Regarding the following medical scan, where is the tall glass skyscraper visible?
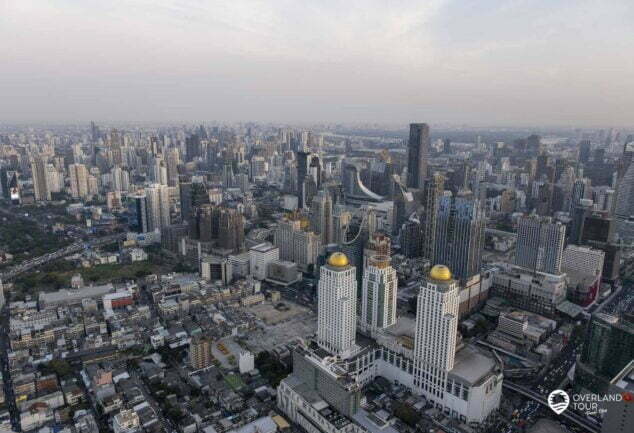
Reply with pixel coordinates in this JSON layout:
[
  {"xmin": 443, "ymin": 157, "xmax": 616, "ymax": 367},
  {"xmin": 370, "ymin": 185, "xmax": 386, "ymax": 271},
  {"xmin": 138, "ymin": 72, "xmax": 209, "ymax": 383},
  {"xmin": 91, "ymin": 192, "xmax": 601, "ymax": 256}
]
[
  {"xmin": 434, "ymin": 196, "xmax": 485, "ymax": 281},
  {"xmin": 407, "ymin": 123, "xmax": 430, "ymax": 189}
]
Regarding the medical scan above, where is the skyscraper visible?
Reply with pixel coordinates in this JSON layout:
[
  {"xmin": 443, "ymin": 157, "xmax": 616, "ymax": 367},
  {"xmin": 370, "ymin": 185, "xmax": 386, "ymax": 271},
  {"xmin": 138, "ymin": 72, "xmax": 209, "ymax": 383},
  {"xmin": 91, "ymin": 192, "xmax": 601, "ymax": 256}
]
[
  {"xmin": 413, "ymin": 265, "xmax": 459, "ymax": 401},
  {"xmin": 30, "ymin": 156, "xmax": 51, "ymax": 201},
  {"xmin": 69, "ymin": 163, "xmax": 89, "ymax": 199},
  {"xmin": 309, "ymin": 190, "xmax": 333, "ymax": 245},
  {"xmin": 317, "ymin": 252, "xmax": 357, "ymax": 359},
  {"xmin": 145, "ymin": 184, "xmax": 170, "ymax": 232},
  {"xmin": 434, "ymin": 196, "xmax": 485, "ymax": 281},
  {"xmin": 218, "ymin": 208, "xmax": 244, "ymax": 253},
  {"xmin": 296, "ymin": 151, "xmax": 321, "ymax": 208},
  {"xmin": 421, "ymin": 173, "xmax": 444, "ymax": 261},
  {"xmin": 407, "ymin": 123, "xmax": 430, "ymax": 189},
  {"xmin": 360, "ymin": 254, "xmax": 397, "ymax": 335},
  {"xmin": 130, "ymin": 192, "xmax": 149, "ymax": 233},
  {"xmin": 515, "ymin": 215, "xmax": 566, "ymax": 275}
]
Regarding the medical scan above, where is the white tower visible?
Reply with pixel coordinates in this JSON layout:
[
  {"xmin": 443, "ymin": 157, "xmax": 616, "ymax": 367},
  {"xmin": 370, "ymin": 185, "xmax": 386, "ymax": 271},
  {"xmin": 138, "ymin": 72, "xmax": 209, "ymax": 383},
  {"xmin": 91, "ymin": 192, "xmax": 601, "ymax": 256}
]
[
  {"xmin": 317, "ymin": 252, "xmax": 357, "ymax": 359},
  {"xmin": 413, "ymin": 265, "xmax": 459, "ymax": 402},
  {"xmin": 360, "ymin": 255, "xmax": 397, "ymax": 335}
]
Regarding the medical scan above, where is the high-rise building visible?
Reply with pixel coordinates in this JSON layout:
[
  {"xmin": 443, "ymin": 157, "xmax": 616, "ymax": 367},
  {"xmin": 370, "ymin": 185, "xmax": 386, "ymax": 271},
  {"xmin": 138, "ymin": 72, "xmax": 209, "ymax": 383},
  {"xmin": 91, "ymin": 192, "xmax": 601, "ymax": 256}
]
[
  {"xmin": 413, "ymin": 265, "xmax": 459, "ymax": 401},
  {"xmin": 145, "ymin": 184, "xmax": 170, "ymax": 232},
  {"xmin": 249, "ymin": 242, "xmax": 279, "ymax": 280},
  {"xmin": 579, "ymin": 139, "xmax": 592, "ymax": 164},
  {"xmin": 577, "ymin": 312, "xmax": 634, "ymax": 394},
  {"xmin": 309, "ymin": 190, "xmax": 333, "ymax": 245},
  {"xmin": 69, "ymin": 163, "xmax": 89, "ymax": 199},
  {"xmin": 407, "ymin": 123, "xmax": 430, "ymax": 189},
  {"xmin": 317, "ymin": 253, "xmax": 357, "ymax": 359},
  {"xmin": 296, "ymin": 151, "xmax": 321, "ymax": 208},
  {"xmin": 275, "ymin": 215, "xmax": 320, "ymax": 272},
  {"xmin": 515, "ymin": 215, "xmax": 566, "ymax": 275},
  {"xmin": 130, "ymin": 192, "xmax": 149, "ymax": 233},
  {"xmin": 31, "ymin": 156, "xmax": 51, "ymax": 201},
  {"xmin": 434, "ymin": 197, "xmax": 485, "ymax": 281},
  {"xmin": 110, "ymin": 166, "xmax": 129, "ymax": 192},
  {"xmin": 421, "ymin": 173, "xmax": 444, "ymax": 261},
  {"xmin": 190, "ymin": 335, "xmax": 214, "ymax": 370},
  {"xmin": 616, "ymin": 161, "xmax": 634, "ymax": 219},
  {"xmin": 600, "ymin": 361, "xmax": 634, "ymax": 433},
  {"xmin": 218, "ymin": 208, "xmax": 244, "ymax": 253},
  {"xmin": 360, "ymin": 254, "xmax": 397, "ymax": 335},
  {"xmin": 166, "ymin": 148, "xmax": 180, "ymax": 187}
]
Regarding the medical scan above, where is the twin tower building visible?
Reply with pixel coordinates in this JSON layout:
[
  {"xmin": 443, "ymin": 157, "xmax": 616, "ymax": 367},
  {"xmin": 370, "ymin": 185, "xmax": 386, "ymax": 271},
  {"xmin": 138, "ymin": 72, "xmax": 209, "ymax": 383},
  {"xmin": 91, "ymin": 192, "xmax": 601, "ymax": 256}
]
[{"xmin": 277, "ymin": 250, "xmax": 502, "ymax": 430}]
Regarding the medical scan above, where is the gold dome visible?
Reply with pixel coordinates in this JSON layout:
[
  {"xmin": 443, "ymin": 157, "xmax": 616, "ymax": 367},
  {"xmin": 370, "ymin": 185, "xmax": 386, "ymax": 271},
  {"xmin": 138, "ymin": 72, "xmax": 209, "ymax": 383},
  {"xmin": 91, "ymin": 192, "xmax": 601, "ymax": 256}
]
[
  {"xmin": 429, "ymin": 265, "xmax": 452, "ymax": 281},
  {"xmin": 328, "ymin": 252, "xmax": 349, "ymax": 267}
]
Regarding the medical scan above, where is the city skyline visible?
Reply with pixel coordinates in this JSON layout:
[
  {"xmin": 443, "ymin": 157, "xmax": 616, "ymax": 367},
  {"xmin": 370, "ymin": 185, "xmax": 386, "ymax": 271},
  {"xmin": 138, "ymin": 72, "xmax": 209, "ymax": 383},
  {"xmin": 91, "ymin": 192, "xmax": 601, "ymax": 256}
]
[{"xmin": 2, "ymin": 1, "xmax": 634, "ymax": 126}]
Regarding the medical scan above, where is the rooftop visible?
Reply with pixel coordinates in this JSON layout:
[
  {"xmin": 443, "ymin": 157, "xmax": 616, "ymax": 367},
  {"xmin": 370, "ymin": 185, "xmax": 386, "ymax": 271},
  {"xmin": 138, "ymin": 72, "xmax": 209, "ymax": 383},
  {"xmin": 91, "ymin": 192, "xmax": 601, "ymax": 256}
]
[{"xmin": 449, "ymin": 345, "xmax": 500, "ymax": 386}]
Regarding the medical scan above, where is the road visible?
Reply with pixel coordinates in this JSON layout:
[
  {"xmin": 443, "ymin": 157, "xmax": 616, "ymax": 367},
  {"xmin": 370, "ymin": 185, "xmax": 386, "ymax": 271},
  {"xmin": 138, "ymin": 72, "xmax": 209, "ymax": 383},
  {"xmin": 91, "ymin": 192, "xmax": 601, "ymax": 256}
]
[
  {"xmin": 0, "ymin": 233, "xmax": 125, "ymax": 281},
  {"xmin": 503, "ymin": 382, "xmax": 600, "ymax": 433}
]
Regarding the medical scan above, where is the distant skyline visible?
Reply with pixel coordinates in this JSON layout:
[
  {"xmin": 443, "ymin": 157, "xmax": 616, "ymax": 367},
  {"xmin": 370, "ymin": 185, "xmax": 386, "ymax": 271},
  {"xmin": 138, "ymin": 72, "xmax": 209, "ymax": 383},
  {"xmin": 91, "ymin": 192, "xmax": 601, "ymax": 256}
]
[{"xmin": 2, "ymin": 0, "xmax": 634, "ymax": 127}]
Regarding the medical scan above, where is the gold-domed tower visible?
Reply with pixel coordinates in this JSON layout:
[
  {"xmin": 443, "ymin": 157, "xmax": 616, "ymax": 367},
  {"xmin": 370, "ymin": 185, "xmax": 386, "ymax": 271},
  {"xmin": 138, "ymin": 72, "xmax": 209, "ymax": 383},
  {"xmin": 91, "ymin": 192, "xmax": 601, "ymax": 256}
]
[{"xmin": 429, "ymin": 264, "xmax": 452, "ymax": 282}]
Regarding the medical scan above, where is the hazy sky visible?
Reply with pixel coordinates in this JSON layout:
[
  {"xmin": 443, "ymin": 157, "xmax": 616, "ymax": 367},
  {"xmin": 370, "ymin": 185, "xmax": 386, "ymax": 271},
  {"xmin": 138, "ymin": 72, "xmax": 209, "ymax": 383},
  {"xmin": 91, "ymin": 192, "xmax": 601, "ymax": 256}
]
[{"xmin": 2, "ymin": 0, "xmax": 634, "ymax": 126}]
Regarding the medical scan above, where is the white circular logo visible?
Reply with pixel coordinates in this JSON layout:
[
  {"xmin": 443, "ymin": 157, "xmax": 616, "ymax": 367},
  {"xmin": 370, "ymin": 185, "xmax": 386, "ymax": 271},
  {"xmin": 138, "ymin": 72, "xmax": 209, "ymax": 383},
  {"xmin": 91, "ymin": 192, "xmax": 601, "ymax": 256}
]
[{"xmin": 548, "ymin": 390, "xmax": 570, "ymax": 415}]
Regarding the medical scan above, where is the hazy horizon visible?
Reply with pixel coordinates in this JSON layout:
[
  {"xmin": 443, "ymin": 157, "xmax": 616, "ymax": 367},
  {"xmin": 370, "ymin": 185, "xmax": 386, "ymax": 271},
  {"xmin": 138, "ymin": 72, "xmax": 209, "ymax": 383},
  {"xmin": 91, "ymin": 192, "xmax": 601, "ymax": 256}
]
[{"xmin": 2, "ymin": 1, "xmax": 634, "ymax": 127}]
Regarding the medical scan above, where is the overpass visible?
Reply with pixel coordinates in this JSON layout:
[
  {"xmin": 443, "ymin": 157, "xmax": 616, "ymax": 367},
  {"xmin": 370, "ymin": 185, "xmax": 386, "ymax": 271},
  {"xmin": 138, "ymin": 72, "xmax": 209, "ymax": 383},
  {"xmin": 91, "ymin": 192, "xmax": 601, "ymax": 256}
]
[{"xmin": 503, "ymin": 382, "xmax": 601, "ymax": 433}]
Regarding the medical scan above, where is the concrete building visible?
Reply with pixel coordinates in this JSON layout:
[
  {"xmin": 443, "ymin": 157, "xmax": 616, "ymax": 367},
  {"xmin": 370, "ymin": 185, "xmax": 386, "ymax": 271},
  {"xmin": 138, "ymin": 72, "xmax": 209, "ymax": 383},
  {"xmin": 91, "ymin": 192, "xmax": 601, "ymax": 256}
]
[
  {"xmin": 69, "ymin": 163, "xmax": 90, "ymax": 199},
  {"xmin": 515, "ymin": 215, "xmax": 566, "ymax": 275},
  {"xmin": 562, "ymin": 245, "xmax": 604, "ymax": 307},
  {"xmin": 190, "ymin": 335, "xmax": 214, "ymax": 370},
  {"xmin": 30, "ymin": 156, "xmax": 51, "ymax": 201},
  {"xmin": 145, "ymin": 183, "xmax": 171, "ymax": 232},
  {"xmin": 249, "ymin": 243, "xmax": 279, "ymax": 281},
  {"xmin": 317, "ymin": 253, "xmax": 357, "ymax": 359},
  {"xmin": 407, "ymin": 123, "xmax": 429, "ymax": 189},
  {"xmin": 490, "ymin": 264, "xmax": 567, "ymax": 316}
]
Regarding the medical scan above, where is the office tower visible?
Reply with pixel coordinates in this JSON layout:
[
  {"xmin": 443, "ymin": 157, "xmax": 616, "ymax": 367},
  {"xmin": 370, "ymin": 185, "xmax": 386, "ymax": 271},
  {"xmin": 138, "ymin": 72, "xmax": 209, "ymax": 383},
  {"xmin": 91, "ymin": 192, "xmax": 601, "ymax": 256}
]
[
  {"xmin": 569, "ymin": 199, "xmax": 594, "ymax": 244},
  {"xmin": 145, "ymin": 184, "xmax": 170, "ymax": 232},
  {"xmin": 360, "ymin": 254, "xmax": 397, "ymax": 335},
  {"xmin": 421, "ymin": 173, "xmax": 444, "ymax": 261},
  {"xmin": 401, "ymin": 219, "xmax": 422, "ymax": 258},
  {"xmin": 185, "ymin": 134, "xmax": 201, "ymax": 161},
  {"xmin": 190, "ymin": 335, "xmax": 213, "ymax": 370},
  {"xmin": 218, "ymin": 208, "xmax": 244, "ymax": 253},
  {"xmin": 249, "ymin": 242, "xmax": 279, "ymax": 280},
  {"xmin": 201, "ymin": 256, "xmax": 230, "ymax": 285},
  {"xmin": 309, "ymin": 190, "xmax": 333, "ymax": 245},
  {"xmin": 515, "ymin": 215, "xmax": 566, "ymax": 275},
  {"xmin": 413, "ymin": 265, "xmax": 459, "ymax": 400},
  {"xmin": 579, "ymin": 140, "xmax": 592, "ymax": 164},
  {"xmin": 296, "ymin": 151, "xmax": 320, "ymax": 208},
  {"xmin": 317, "ymin": 253, "xmax": 357, "ymax": 359},
  {"xmin": 194, "ymin": 204, "xmax": 217, "ymax": 242},
  {"xmin": 569, "ymin": 178, "xmax": 591, "ymax": 213},
  {"xmin": 434, "ymin": 197, "xmax": 485, "ymax": 281},
  {"xmin": 407, "ymin": 123, "xmax": 430, "ymax": 189},
  {"xmin": 180, "ymin": 179, "xmax": 208, "ymax": 224},
  {"xmin": 130, "ymin": 192, "xmax": 149, "ymax": 233},
  {"xmin": 562, "ymin": 245, "xmax": 604, "ymax": 306},
  {"xmin": 166, "ymin": 148, "xmax": 180, "ymax": 187},
  {"xmin": 31, "ymin": 156, "xmax": 51, "ymax": 201},
  {"xmin": 577, "ymin": 312, "xmax": 634, "ymax": 394},
  {"xmin": 579, "ymin": 213, "xmax": 621, "ymax": 283},
  {"xmin": 161, "ymin": 224, "xmax": 188, "ymax": 254},
  {"xmin": 275, "ymin": 217, "xmax": 301, "ymax": 261},
  {"xmin": 342, "ymin": 163, "xmax": 383, "ymax": 202},
  {"xmin": 616, "ymin": 161, "xmax": 634, "ymax": 218},
  {"xmin": 69, "ymin": 163, "xmax": 89, "ymax": 199}
]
